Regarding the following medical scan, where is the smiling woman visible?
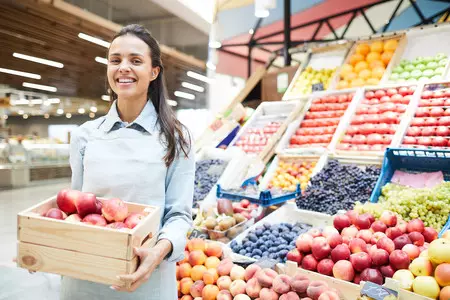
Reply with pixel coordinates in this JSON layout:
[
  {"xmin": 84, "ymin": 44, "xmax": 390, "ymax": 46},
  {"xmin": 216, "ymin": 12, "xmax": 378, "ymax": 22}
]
[{"xmin": 60, "ymin": 24, "xmax": 195, "ymax": 300}]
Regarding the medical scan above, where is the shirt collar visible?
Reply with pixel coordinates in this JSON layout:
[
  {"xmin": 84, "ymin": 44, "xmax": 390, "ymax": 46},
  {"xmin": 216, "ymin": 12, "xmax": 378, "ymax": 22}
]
[{"xmin": 101, "ymin": 100, "xmax": 158, "ymax": 134}]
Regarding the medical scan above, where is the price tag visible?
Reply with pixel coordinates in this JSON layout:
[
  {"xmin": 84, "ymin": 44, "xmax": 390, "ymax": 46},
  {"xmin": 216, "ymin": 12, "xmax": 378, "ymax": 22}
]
[
  {"xmin": 360, "ymin": 282, "xmax": 398, "ymax": 300},
  {"xmin": 312, "ymin": 83, "xmax": 324, "ymax": 92},
  {"xmin": 253, "ymin": 258, "xmax": 278, "ymax": 269},
  {"xmin": 188, "ymin": 228, "xmax": 209, "ymax": 240},
  {"xmin": 277, "ymin": 72, "xmax": 289, "ymax": 93}
]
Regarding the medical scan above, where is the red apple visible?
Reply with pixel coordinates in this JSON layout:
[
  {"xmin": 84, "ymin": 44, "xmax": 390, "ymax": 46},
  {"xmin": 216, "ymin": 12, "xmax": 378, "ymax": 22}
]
[
  {"xmin": 360, "ymin": 268, "xmax": 383, "ymax": 285},
  {"xmin": 380, "ymin": 211, "xmax": 397, "ymax": 227},
  {"xmin": 353, "ymin": 273, "xmax": 361, "ymax": 284},
  {"xmin": 380, "ymin": 265, "xmax": 395, "ymax": 278},
  {"xmin": 397, "ymin": 220, "xmax": 407, "ymax": 233},
  {"xmin": 436, "ymin": 126, "xmax": 450, "ymax": 137},
  {"xmin": 287, "ymin": 248, "xmax": 303, "ymax": 264},
  {"xmin": 240, "ymin": 199, "xmax": 250, "ymax": 208},
  {"xmin": 355, "ymin": 214, "xmax": 372, "ymax": 230},
  {"xmin": 371, "ymin": 232, "xmax": 388, "ymax": 244},
  {"xmin": 371, "ymin": 249, "xmax": 389, "ymax": 266},
  {"xmin": 331, "ymin": 244, "xmax": 351, "ymax": 262},
  {"xmin": 386, "ymin": 227, "xmax": 403, "ymax": 240},
  {"xmin": 407, "ymin": 219, "xmax": 424, "ymax": 233},
  {"xmin": 82, "ymin": 214, "xmax": 107, "ymax": 226},
  {"xmin": 311, "ymin": 237, "xmax": 331, "ymax": 260},
  {"xmin": 333, "ymin": 215, "xmax": 351, "ymax": 231},
  {"xmin": 408, "ymin": 232, "xmax": 425, "ymax": 246},
  {"xmin": 65, "ymin": 213, "xmax": 82, "ymax": 223},
  {"xmin": 377, "ymin": 237, "xmax": 395, "ymax": 254},
  {"xmin": 124, "ymin": 212, "xmax": 145, "ymax": 229},
  {"xmin": 350, "ymin": 252, "xmax": 372, "ymax": 272},
  {"xmin": 349, "ymin": 238, "xmax": 367, "ymax": 254},
  {"xmin": 356, "ymin": 230, "xmax": 373, "ymax": 244},
  {"xmin": 95, "ymin": 199, "xmax": 103, "ymax": 215},
  {"xmin": 106, "ymin": 222, "xmax": 128, "ymax": 230},
  {"xmin": 333, "ymin": 260, "xmax": 355, "ymax": 282},
  {"xmin": 74, "ymin": 192, "xmax": 98, "ymax": 218},
  {"xmin": 439, "ymin": 116, "xmax": 450, "ymax": 126},
  {"xmin": 394, "ymin": 234, "xmax": 412, "ymax": 250},
  {"xmin": 402, "ymin": 244, "xmax": 420, "ymax": 260},
  {"xmin": 389, "ymin": 250, "xmax": 410, "ymax": 270},
  {"xmin": 102, "ymin": 198, "xmax": 128, "ymax": 223},
  {"xmin": 342, "ymin": 226, "xmax": 359, "ymax": 238},
  {"xmin": 308, "ymin": 228, "xmax": 322, "ymax": 238},
  {"xmin": 422, "ymin": 227, "xmax": 438, "ymax": 243},
  {"xmin": 326, "ymin": 233, "xmax": 343, "ymax": 249},
  {"xmin": 45, "ymin": 208, "xmax": 66, "ymax": 220},
  {"xmin": 371, "ymin": 221, "xmax": 387, "ymax": 233},
  {"xmin": 56, "ymin": 189, "xmax": 77, "ymax": 214},
  {"xmin": 430, "ymin": 107, "xmax": 445, "ymax": 117},
  {"xmin": 345, "ymin": 210, "xmax": 359, "ymax": 225},
  {"xmin": 301, "ymin": 254, "xmax": 318, "ymax": 271},
  {"xmin": 317, "ymin": 259, "xmax": 334, "ymax": 276}
]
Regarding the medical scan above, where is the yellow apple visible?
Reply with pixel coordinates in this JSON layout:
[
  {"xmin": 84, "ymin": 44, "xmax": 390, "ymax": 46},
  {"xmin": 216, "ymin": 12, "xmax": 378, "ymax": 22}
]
[
  {"xmin": 429, "ymin": 239, "xmax": 450, "ymax": 265},
  {"xmin": 419, "ymin": 249, "xmax": 428, "ymax": 258},
  {"xmin": 393, "ymin": 269, "xmax": 415, "ymax": 291},
  {"xmin": 412, "ymin": 276, "xmax": 440, "ymax": 299},
  {"xmin": 409, "ymin": 257, "xmax": 434, "ymax": 276}
]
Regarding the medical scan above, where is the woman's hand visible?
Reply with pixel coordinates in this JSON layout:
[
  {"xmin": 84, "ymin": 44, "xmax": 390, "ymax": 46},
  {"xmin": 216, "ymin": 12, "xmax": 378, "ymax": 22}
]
[{"xmin": 111, "ymin": 239, "xmax": 172, "ymax": 292}]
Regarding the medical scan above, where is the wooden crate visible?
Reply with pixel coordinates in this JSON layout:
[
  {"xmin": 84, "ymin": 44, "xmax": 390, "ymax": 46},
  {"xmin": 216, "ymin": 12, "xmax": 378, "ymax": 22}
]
[{"xmin": 17, "ymin": 196, "xmax": 161, "ymax": 289}]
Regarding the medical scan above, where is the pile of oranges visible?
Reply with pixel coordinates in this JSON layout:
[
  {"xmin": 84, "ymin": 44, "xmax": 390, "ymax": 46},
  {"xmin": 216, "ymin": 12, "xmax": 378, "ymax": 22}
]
[
  {"xmin": 268, "ymin": 160, "xmax": 316, "ymax": 192},
  {"xmin": 337, "ymin": 39, "xmax": 399, "ymax": 89}
]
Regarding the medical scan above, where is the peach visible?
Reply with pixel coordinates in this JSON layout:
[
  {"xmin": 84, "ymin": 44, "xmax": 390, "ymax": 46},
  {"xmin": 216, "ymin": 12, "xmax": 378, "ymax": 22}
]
[
  {"xmin": 205, "ymin": 242, "xmax": 223, "ymax": 258},
  {"xmin": 318, "ymin": 291, "xmax": 340, "ymax": 300},
  {"xmin": 56, "ymin": 189, "xmax": 77, "ymax": 214},
  {"xmin": 180, "ymin": 277, "xmax": 194, "ymax": 295},
  {"xmin": 180, "ymin": 295, "xmax": 193, "ymax": 300},
  {"xmin": 234, "ymin": 295, "xmax": 251, "ymax": 300},
  {"xmin": 256, "ymin": 268, "xmax": 278, "ymax": 288},
  {"xmin": 245, "ymin": 264, "xmax": 262, "ymax": 281},
  {"xmin": 246, "ymin": 278, "xmax": 262, "ymax": 298},
  {"xmin": 440, "ymin": 286, "xmax": 450, "ymax": 300},
  {"xmin": 217, "ymin": 258, "xmax": 233, "ymax": 276},
  {"xmin": 307, "ymin": 280, "xmax": 329, "ymax": 300},
  {"xmin": 435, "ymin": 263, "xmax": 450, "ymax": 287},
  {"xmin": 101, "ymin": 198, "xmax": 128, "ymax": 222},
  {"xmin": 179, "ymin": 250, "xmax": 189, "ymax": 264},
  {"xmin": 188, "ymin": 238, "xmax": 207, "ymax": 252},
  {"xmin": 272, "ymin": 274, "xmax": 291, "ymax": 294},
  {"xmin": 333, "ymin": 260, "xmax": 355, "ymax": 281},
  {"xmin": 65, "ymin": 213, "xmax": 81, "ymax": 223},
  {"xmin": 217, "ymin": 290, "xmax": 233, "ymax": 300},
  {"xmin": 230, "ymin": 265, "xmax": 246, "ymax": 281},
  {"xmin": 205, "ymin": 256, "xmax": 221, "ymax": 269},
  {"xmin": 259, "ymin": 288, "xmax": 279, "ymax": 300},
  {"xmin": 230, "ymin": 279, "xmax": 246, "ymax": 297},
  {"xmin": 124, "ymin": 212, "xmax": 144, "ymax": 229},
  {"xmin": 179, "ymin": 263, "xmax": 192, "ymax": 278},
  {"xmin": 189, "ymin": 250, "xmax": 207, "ymax": 266},
  {"xmin": 191, "ymin": 265, "xmax": 207, "ymax": 281},
  {"xmin": 280, "ymin": 291, "xmax": 300, "ymax": 300},
  {"xmin": 190, "ymin": 280, "xmax": 205, "ymax": 298},
  {"xmin": 82, "ymin": 214, "xmax": 107, "ymax": 226},
  {"xmin": 217, "ymin": 275, "xmax": 232, "ymax": 290},
  {"xmin": 290, "ymin": 274, "xmax": 310, "ymax": 294},
  {"xmin": 202, "ymin": 284, "xmax": 220, "ymax": 300},
  {"xmin": 203, "ymin": 269, "xmax": 219, "ymax": 285},
  {"xmin": 45, "ymin": 208, "xmax": 66, "ymax": 220}
]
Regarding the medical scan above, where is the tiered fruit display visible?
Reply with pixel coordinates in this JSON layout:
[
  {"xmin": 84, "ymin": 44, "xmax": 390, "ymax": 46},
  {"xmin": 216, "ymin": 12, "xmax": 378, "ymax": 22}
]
[
  {"xmin": 392, "ymin": 233, "xmax": 450, "ymax": 299},
  {"xmin": 289, "ymin": 93, "xmax": 354, "ymax": 149},
  {"xmin": 401, "ymin": 86, "xmax": 450, "ymax": 149},
  {"xmin": 230, "ymin": 222, "xmax": 312, "ymax": 261},
  {"xmin": 355, "ymin": 181, "xmax": 450, "ymax": 231},
  {"xmin": 389, "ymin": 53, "xmax": 448, "ymax": 83},
  {"xmin": 288, "ymin": 210, "xmax": 439, "ymax": 287},
  {"xmin": 193, "ymin": 159, "xmax": 227, "ymax": 206},
  {"xmin": 296, "ymin": 160, "xmax": 381, "ymax": 215},
  {"xmin": 336, "ymin": 86, "xmax": 415, "ymax": 152},
  {"xmin": 288, "ymin": 66, "xmax": 337, "ymax": 96},
  {"xmin": 193, "ymin": 199, "xmax": 257, "ymax": 243},
  {"xmin": 336, "ymin": 39, "xmax": 399, "ymax": 89},
  {"xmin": 267, "ymin": 159, "xmax": 317, "ymax": 192},
  {"xmin": 235, "ymin": 121, "xmax": 281, "ymax": 154},
  {"xmin": 43, "ymin": 189, "xmax": 144, "ymax": 229}
]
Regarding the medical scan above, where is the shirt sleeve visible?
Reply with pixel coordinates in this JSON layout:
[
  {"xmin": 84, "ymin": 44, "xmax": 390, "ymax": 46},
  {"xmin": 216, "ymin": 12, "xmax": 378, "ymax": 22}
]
[
  {"xmin": 158, "ymin": 132, "xmax": 195, "ymax": 263},
  {"xmin": 69, "ymin": 127, "xmax": 86, "ymax": 191}
]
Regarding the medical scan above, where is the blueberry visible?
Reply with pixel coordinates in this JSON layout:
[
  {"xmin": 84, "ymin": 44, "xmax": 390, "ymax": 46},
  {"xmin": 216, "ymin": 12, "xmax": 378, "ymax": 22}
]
[
  {"xmin": 246, "ymin": 247, "xmax": 252, "ymax": 252},
  {"xmin": 255, "ymin": 229, "xmax": 263, "ymax": 237},
  {"xmin": 263, "ymin": 223, "xmax": 271, "ymax": 230},
  {"xmin": 252, "ymin": 249, "xmax": 262, "ymax": 256},
  {"xmin": 239, "ymin": 249, "xmax": 246, "ymax": 255},
  {"xmin": 260, "ymin": 236, "xmax": 268, "ymax": 241},
  {"xmin": 230, "ymin": 240, "xmax": 237, "ymax": 248},
  {"xmin": 253, "ymin": 255, "xmax": 261, "ymax": 260},
  {"xmin": 285, "ymin": 223, "xmax": 293, "ymax": 230},
  {"xmin": 242, "ymin": 238, "xmax": 249, "ymax": 244},
  {"xmin": 244, "ymin": 241, "xmax": 252, "ymax": 248},
  {"xmin": 265, "ymin": 241, "xmax": 273, "ymax": 248},
  {"xmin": 248, "ymin": 234, "xmax": 258, "ymax": 243},
  {"xmin": 260, "ymin": 245, "xmax": 268, "ymax": 252},
  {"xmin": 234, "ymin": 245, "xmax": 242, "ymax": 252},
  {"xmin": 269, "ymin": 253, "xmax": 276, "ymax": 259},
  {"xmin": 256, "ymin": 226, "xmax": 264, "ymax": 231},
  {"xmin": 269, "ymin": 247, "xmax": 277, "ymax": 253},
  {"xmin": 271, "ymin": 231, "xmax": 279, "ymax": 237},
  {"xmin": 262, "ymin": 251, "xmax": 269, "ymax": 257},
  {"xmin": 278, "ymin": 249, "xmax": 289, "ymax": 258}
]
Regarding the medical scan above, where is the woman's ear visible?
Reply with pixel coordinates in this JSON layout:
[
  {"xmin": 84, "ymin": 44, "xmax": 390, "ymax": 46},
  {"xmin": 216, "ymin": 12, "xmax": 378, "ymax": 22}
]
[{"xmin": 151, "ymin": 66, "xmax": 160, "ymax": 80}]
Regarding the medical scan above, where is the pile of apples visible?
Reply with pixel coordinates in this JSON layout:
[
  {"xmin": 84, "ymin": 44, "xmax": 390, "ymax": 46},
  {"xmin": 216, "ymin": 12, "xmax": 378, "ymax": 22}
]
[
  {"xmin": 289, "ymin": 93, "xmax": 354, "ymax": 148},
  {"xmin": 43, "ymin": 189, "xmax": 144, "ymax": 229},
  {"xmin": 287, "ymin": 209, "xmax": 440, "ymax": 288},
  {"xmin": 178, "ymin": 238, "xmax": 342, "ymax": 300},
  {"xmin": 392, "ymin": 231, "xmax": 450, "ymax": 299},
  {"xmin": 235, "ymin": 122, "xmax": 281, "ymax": 154},
  {"xmin": 337, "ymin": 86, "xmax": 414, "ymax": 152},
  {"xmin": 389, "ymin": 53, "xmax": 448, "ymax": 83},
  {"xmin": 267, "ymin": 160, "xmax": 317, "ymax": 192},
  {"xmin": 402, "ymin": 87, "xmax": 450, "ymax": 148}
]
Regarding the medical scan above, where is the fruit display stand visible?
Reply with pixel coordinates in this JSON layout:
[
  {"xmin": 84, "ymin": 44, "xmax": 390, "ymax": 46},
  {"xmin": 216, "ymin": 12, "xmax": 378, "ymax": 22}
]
[
  {"xmin": 282, "ymin": 42, "xmax": 352, "ymax": 100},
  {"xmin": 399, "ymin": 81, "xmax": 450, "ymax": 149},
  {"xmin": 16, "ymin": 196, "xmax": 160, "ymax": 289},
  {"xmin": 332, "ymin": 84, "xmax": 420, "ymax": 160},
  {"xmin": 276, "ymin": 89, "xmax": 363, "ymax": 156},
  {"xmin": 384, "ymin": 25, "xmax": 450, "ymax": 85},
  {"xmin": 228, "ymin": 100, "xmax": 305, "ymax": 163}
]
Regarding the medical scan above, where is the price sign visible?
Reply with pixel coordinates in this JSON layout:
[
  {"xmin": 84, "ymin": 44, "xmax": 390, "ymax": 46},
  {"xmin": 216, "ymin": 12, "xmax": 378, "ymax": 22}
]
[
  {"xmin": 360, "ymin": 282, "xmax": 398, "ymax": 300},
  {"xmin": 312, "ymin": 83, "xmax": 324, "ymax": 92},
  {"xmin": 188, "ymin": 228, "xmax": 209, "ymax": 240}
]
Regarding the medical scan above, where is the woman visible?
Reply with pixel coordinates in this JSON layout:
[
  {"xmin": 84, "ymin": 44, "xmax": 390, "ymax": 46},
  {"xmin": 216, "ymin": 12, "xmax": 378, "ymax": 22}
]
[{"xmin": 61, "ymin": 24, "xmax": 195, "ymax": 299}]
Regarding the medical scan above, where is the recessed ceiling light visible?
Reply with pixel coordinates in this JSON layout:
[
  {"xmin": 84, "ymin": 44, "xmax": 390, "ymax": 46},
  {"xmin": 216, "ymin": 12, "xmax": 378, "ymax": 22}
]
[
  {"xmin": 66, "ymin": 113, "xmax": 72, "ymax": 119},
  {"xmin": 249, "ymin": 29, "xmax": 254, "ymax": 34},
  {"xmin": 30, "ymin": 99, "xmax": 43, "ymax": 105},
  {"xmin": 44, "ymin": 114, "xmax": 50, "ymax": 119},
  {"xmin": 95, "ymin": 57, "xmax": 108, "ymax": 65},
  {"xmin": 11, "ymin": 99, "xmax": 29, "ymax": 106},
  {"xmin": 18, "ymin": 110, "xmax": 24, "ymax": 115},
  {"xmin": 0, "ymin": 67, "xmax": 41, "ymax": 79},
  {"xmin": 208, "ymin": 41, "xmax": 222, "ymax": 49},
  {"xmin": 90, "ymin": 106, "xmax": 98, "ymax": 113},
  {"xmin": 89, "ymin": 112, "xmax": 95, "ymax": 118},
  {"xmin": 186, "ymin": 71, "xmax": 212, "ymax": 84},
  {"xmin": 174, "ymin": 91, "xmax": 195, "ymax": 100},
  {"xmin": 56, "ymin": 108, "xmax": 64, "ymax": 115},
  {"xmin": 13, "ymin": 53, "xmax": 64, "ymax": 68},
  {"xmin": 22, "ymin": 82, "xmax": 57, "ymax": 92},
  {"xmin": 101, "ymin": 95, "xmax": 110, "ymax": 101},
  {"xmin": 78, "ymin": 108, "xmax": 86, "ymax": 114},
  {"xmin": 78, "ymin": 33, "xmax": 110, "ymax": 48},
  {"xmin": 47, "ymin": 98, "xmax": 60, "ymax": 104},
  {"xmin": 23, "ymin": 114, "xmax": 29, "ymax": 119},
  {"xmin": 167, "ymin": 99, "xmax": 178, "ymax": 106},
  {"xmin": 181, "ymin": 82, "xmax": 204, "ymax": 93}
]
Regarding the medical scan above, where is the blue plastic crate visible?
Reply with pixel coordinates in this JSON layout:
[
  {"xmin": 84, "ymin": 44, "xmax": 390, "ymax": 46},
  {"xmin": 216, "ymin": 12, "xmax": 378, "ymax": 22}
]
[
  {"xmin": 439, "ymin": 216, "xmax": 450, "ymax": 237},
  {"xmin": 216, "ymin": 184, "xmax": 301, "ymax": 207},
  {"xmin": 216, "ymin": 125, "xmax": 241, "ymax": 148},
  {"xmin": 370, "ymin": 148, "xmax": 450, "ymax": 203}
]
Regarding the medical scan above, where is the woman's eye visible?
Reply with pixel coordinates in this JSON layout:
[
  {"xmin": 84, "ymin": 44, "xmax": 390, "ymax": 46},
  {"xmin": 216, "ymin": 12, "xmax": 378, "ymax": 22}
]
[
  {"xmin": 132, "ymin": 60, "xmax": 142, "ymax": 64},
  {"xmin": 110, "ymin": 59, "xmax": 120, "ymax": 63}
]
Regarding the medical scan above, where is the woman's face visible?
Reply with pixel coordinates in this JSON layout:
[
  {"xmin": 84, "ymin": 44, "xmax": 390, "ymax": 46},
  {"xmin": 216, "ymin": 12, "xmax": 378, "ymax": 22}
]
[{"xmin": 107, "ymin": 34, "xmax": 157, "ymax": 100}]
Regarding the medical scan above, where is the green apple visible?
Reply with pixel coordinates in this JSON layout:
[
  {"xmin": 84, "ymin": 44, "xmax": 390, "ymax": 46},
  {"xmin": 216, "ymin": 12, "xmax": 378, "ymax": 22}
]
[
  {"xmin": 435, "ymin": 53, "xmax": 447, "ymax": 61},
  {"xmin": 423, "ymin": 56, "xmax": 434, "ymax": 63},
  {"xmin": 419, "ymin": 76, "xmax": 430, "ymax": 82},
  {"xmin": 393, "ymin": 269, "xmax": 415, "ymax": 291},
  {"xmin": 390, "ymin": 73, "xmax": 400, "ymax": 81},
  {"xmin": 412, "ymin": 276, "xmax": 440, "ymax": 299},
  {"xmin": 393, "ymin": 66, "xmax": 404, "ymax": 74},
  {"xmin": 400, "ymin": 59, "xmax": 410, "ymax": 66},
  {"xmin": 412, "ymin": 58, "xmax": 423, "ymax": 65},
  {"xmin": 423, "ymin": 69, "xmax": 434, "ymax": 77},
  {"xmin": 409, "ymin": 257, "xmax": 433, "ymax": 276},
  {"xmin": 439, "ymin": 58, "xmax": 449, "ymax": 67},
  {"xmin": 428, "ymin": 238, "xmax": 450, "ymax": 264},
  {"xmin": 410, "ymin": 69, "xmax": 422, "ymax": 79},
  {"xmin": 435, "ymin": 66, "xmax": 446, "ymax": 75},
  {"xmin": 407, "ymin": 78, "xmax": 417, "ymax": 83},
  {"xmin": 400, "ymin": 71, "xmax": 411, "ymax": 79},
  {"xmin": 416, "ymin": 63, "xmax": 426, "ymax": 71},
  {"xmin": 404, "ymin": 64, "xmax": 415, "ymax": 72},
  {"xmin": 431, "ymin": 75, "xmax": 442, "ymax": 81},
  {"xmin": 426, "ymin": 61, "xmax": 438, "ymax": 70}
]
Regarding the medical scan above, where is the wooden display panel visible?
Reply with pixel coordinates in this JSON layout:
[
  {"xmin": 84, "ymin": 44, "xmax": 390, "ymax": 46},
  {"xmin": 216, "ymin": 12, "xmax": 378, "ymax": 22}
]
[{"xmin": 17, "ymin": 196, "xmax": 161, "ymax": 289}]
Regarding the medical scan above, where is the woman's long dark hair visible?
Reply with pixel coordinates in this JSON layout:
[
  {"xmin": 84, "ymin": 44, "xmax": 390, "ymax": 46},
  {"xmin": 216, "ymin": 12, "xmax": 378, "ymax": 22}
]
[{"xmin": 108, "ymin": 24, "xmax": 191, "ymax": 167}]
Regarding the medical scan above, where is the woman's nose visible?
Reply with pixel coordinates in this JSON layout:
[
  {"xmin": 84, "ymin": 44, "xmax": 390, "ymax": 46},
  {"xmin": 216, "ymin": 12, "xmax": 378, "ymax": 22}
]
[{"xmin": 119, "ymin": 61, "xmax": 131, "ymax": 72}]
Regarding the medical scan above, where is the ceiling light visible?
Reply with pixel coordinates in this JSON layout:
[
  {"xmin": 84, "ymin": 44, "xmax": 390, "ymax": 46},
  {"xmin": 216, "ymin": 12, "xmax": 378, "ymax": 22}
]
[
  {"xmin": 44, "ymin": 114, "xmax": 50, "ymax": 119},
  {"xmin": 89, "ymin": 112, "xmax": 95, "ymax": 118},
  {"xmin": 22, "ymin": 82, "xmax": 57, "ymax": 92},
  {"xmin": 249, "ymin": 29, "xmax": 254, "ymax": 34},
  {"xmin": 78, "ymin": 108, "xmax": 86, "ymax": 114},
  {"xmin": 181, "ymin": 82, "xmax": 204, "ymax": 93},
  {"xmin": 174, "ymin": 91, "xmax": 195, "ymax": 100},
  {"xmin": 206, "ymin": 61, "xmax": 216, "ymax": 70},
  {"xmin": 186, "ymin": 71, "xmax": 212, "ymax": 84},
  {"xmin": 95, "ymin": 57, "xmax": 108, "ymax": 65},
  {"xmin": 47, "ymin": 98, "xmax": 60, "ymax": 104},
  {"xmin": 78, "ymin": 33, "xmax": 110, "ymax": 48},
  {"xmin": 13, "ymin": 53, "xmax": 64, "ymax": 68},
  {"xmin": 56, "ymin": 108, "xmax": 64, "ymax": 115},
  {"xmin": 90, "ymin": 106, "xmax": 98, "ymax": 113},
  {"xmin": 2, "ymin": 115, "xmax": 8, "ymax": 120},
  {"xmin": 101, "ymin": 95, "xmax": 110, "ymax": 101},
  {"xmin": 255, "ymin": 9, "xmax": 269, "ymax": 18},
  {"xmin": 30, "ymin": 99, "xmax": 43, "ymax": 105},
  {"xmin": 208, "ymin": 41, "xmax": 222, "ymax": 49},
  {"xmin": 0, "ymin": 67, "xmax": 41, "ymax": 80},
  {"xmin": 23, "ymin": 114, "xmax": 29, "ymax": 119},
  {"xmin": 66, "ymin": 113, "xmax": 72, "ymax": 119},
  {"xmin": 18, "ymin": 110, "xmax": 24, "ymax": 115},
  {"xmin": 11, "ymin": 99, "xmax": 29, "ymax": 106},
  {"xmin": 167, "ymin": 99, "xmax": 178, "ymax": 107}
]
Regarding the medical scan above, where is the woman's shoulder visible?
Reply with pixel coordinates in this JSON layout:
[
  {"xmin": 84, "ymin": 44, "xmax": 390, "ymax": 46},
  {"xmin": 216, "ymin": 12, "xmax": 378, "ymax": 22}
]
[{"xmin": 71, "ymin": 117, "xmax": 106, "ymax": 142}]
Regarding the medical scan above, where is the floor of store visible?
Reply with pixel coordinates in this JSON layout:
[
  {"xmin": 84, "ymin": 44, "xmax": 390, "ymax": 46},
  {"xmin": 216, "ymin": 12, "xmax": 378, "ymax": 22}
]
[{"xmin": 0, "ymin": 181, "xmax": 70, "ymax": 300}]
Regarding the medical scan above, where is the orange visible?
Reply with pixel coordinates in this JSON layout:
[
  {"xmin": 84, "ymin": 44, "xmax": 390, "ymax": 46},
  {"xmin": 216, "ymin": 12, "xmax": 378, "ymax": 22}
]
[
  {"xmin": 370, "ymin": 41, "xmax": 384, "ymax": 53},
  {"xmin": 381, "ymin": 50, "xmax": 394, "ymax": 65},
  {"xmin": 366, "ymin": 52, "xmax": 382, "ymax": 64},
  {"xmin": 337, "ymin": 80, "xmax": 349, "ymax": 89},
  {"xmin": 354, "ymin": 61, "xmax": 369, "ymax": 73},
  {"xmin": 356, "ymin": 43, "xmax": 370, "ymax": 56},
  {"xmin": 340, "ymin": 64, "xmax": 353, "ymax": 77},
  {"xmin": 366, "ymin": 77, "xmax": 380, "ymax": 86},
  {"xmin": 372, "ymin": 66, "xmax": 386, "ymax": 79},
  {"xmin": 384, "ymin": 39, "xmax": 398, "ymax": 52},
  {"xmin": 350, "ymin": 78, "xmax": 365, "ymax": 87},
  {"xmin": 369, "ymin": 60, "xmax": 385, "ymax": 69},
  {"xmin": 343, "ymin": 71, "xmax": 358, "ymax": 81},
  {"xmin": 359, "ymin": 69, "xmax": 372, "ymax": 79},
  {"xmin": 349, "ymin": 53, "xmax": 365, "ymax": 66}
]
